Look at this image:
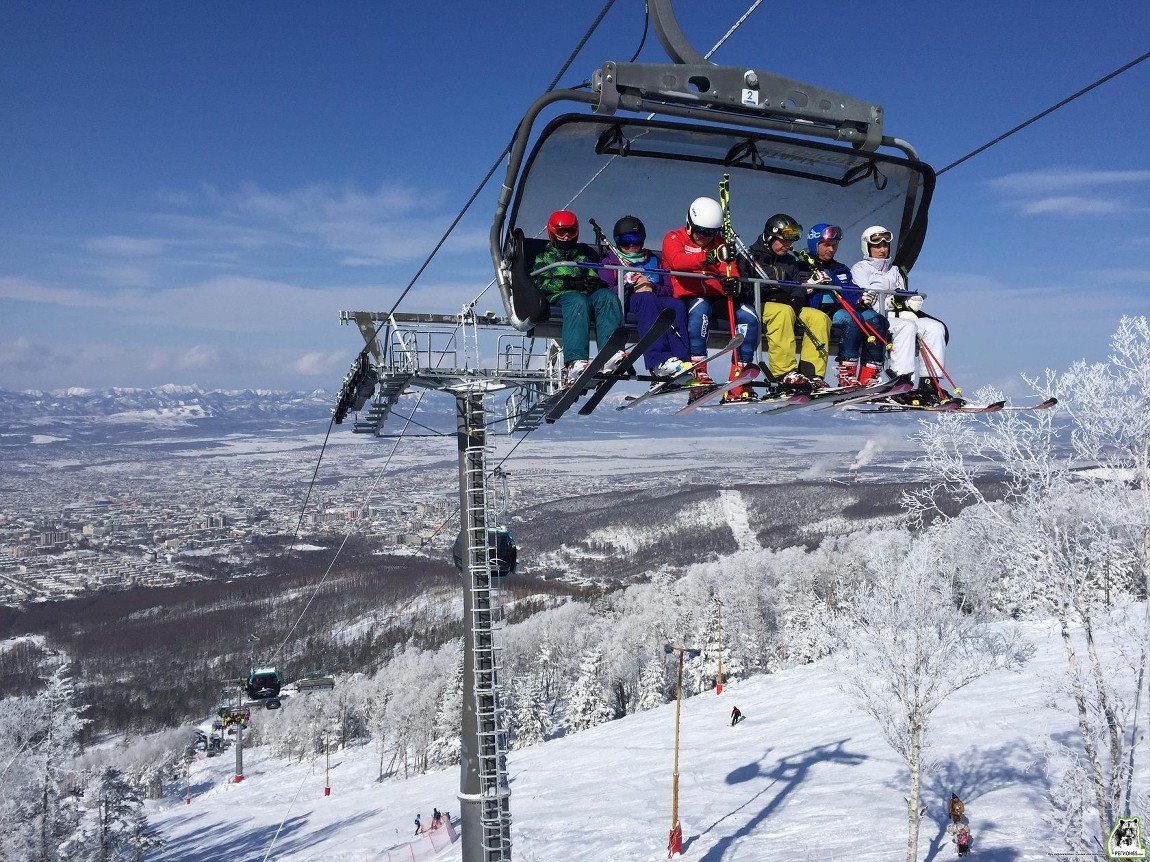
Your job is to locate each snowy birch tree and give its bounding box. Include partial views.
[834,535,1029,862]
[907,318,1149,848]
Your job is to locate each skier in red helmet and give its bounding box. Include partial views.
[532,210,624,387]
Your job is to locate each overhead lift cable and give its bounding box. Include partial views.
[938,48,1150,175]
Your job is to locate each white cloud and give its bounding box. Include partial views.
[177,345,223,370]
[97,263,153,287]
[0,274,484,332]
[986,168,1150,195]
[292,351,346,375]
[84,235,168,256]
[0,276,132,308]
[1018,195,1125,216]
[154,181,479,266]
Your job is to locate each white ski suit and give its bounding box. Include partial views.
[850,256,946,380]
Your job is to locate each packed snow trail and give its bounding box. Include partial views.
[717,489,760,552]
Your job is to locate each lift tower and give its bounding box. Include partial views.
[336,307,560,862]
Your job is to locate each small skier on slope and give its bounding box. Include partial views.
[730,705,743,725]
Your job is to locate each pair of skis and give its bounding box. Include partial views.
[753,376,913,416]
[545,308,676,423]
[849,396,1058,414]
[618,334,747,412]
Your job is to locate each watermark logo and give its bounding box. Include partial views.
[1107,816,1147,860]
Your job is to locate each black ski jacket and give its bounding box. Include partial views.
[741,238,813,311]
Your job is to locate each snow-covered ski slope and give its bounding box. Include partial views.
[148,615,1147,861]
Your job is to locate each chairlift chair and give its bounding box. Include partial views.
[245,667,283,701]
[490,0,934,351]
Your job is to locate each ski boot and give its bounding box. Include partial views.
[836,361,860,388]
[721,361,756,403]
[652,357,694,382]
[562,360,590,389]
[778,370,812,394]
[686,359,715,405]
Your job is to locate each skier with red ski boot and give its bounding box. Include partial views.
[741,213,831,391]
[799,223,891,388]
[850,226,962,406]
[596,215,693,383]
[532,210,625,388]
[662,197,760,402]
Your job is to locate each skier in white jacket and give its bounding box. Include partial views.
[849,226,962,406]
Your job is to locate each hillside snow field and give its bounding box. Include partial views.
[148,616,1147,861]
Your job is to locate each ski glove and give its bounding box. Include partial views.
[720,277,741,298]
[704,244,734,265]
[859,290,877,308]
[905,294,924,312]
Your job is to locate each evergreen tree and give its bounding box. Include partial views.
[510,675,550,749]
[428,650,463,766]
[636,656,668,712]
[565,649,613,732]
[59,767,161,862]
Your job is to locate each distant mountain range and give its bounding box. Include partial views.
[0,385,333,424]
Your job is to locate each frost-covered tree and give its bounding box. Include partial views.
[0,663,90,862]
[908,319,1149,849]
[59,767,161,862]
[565,649,613,732]
[636,654,669,712]
[427,648,463,767]
[834,534,1029,862]
[509,675,551,749]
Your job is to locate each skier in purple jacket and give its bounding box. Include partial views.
[598,216,693,381]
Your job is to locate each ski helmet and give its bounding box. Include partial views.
[762,213,802,246]
[860,225,894,256]
[806,223,843,256]
[613,215,646,246]
[686,197,723,237]
[547,210,579,245]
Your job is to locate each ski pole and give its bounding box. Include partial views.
[917,334,962,396]
[828,291,890,380]
[917,338,946,399]
[719,174,827,357]
[717,177,740,348]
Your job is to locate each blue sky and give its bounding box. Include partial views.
[2,1,1148,393]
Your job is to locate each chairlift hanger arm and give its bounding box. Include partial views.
[594,62,883,151]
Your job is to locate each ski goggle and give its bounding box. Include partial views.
[771,224,802,242]
[815,226,842,243]
[690,225,720,238]
[551,226,578,240]
[615,231,645,246]
[866,230,893,245]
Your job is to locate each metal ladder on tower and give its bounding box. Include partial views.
[462,428,512,861]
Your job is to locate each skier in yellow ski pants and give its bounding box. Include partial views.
[761,301,831,382]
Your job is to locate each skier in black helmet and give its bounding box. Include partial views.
[596,215,692,382]
[742,214,831,390]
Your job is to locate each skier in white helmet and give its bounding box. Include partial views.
[850,226,962,406]
[662,197,759,401]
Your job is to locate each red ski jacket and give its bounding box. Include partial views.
[661,227,730,300]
